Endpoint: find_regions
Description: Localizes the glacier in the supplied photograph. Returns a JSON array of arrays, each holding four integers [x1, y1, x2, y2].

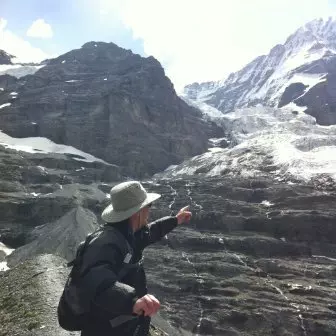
[[158, 104, 336, 182]]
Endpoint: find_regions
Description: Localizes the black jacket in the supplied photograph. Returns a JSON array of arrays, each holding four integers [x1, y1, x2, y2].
[[80, 216, 178, 336]]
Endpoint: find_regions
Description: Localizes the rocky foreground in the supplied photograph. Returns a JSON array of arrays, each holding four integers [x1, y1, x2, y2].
[[0, 254, 166, 336], [143, 176, 336, 335], [1, 144, 336, 335]]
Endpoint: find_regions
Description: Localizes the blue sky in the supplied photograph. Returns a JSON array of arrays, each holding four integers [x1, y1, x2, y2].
[[1, 0, 336, 91], [0, 0, 145, 57]]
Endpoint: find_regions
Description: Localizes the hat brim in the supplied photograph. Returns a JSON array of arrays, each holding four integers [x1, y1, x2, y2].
[[101, 192, 161, 223]]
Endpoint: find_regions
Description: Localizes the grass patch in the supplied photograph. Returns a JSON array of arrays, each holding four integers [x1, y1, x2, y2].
[[0, 263, 43, 336]]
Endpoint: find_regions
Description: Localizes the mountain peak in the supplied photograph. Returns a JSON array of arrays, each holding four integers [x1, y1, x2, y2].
[[285, 17, 336, 47], [81, 41, 128, 53], [183, 17, 336, 125], [0, 50, 14, 65], [304, 16, 336, 33]]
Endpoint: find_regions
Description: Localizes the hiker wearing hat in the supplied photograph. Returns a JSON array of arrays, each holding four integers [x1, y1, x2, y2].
[[58, 180, 191, 336]]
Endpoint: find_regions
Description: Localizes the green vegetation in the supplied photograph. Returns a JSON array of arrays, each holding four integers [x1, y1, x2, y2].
[[0, 263, 43, 336]]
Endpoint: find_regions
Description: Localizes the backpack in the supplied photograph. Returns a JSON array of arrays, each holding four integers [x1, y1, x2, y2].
[[57, 226, 140, 331]]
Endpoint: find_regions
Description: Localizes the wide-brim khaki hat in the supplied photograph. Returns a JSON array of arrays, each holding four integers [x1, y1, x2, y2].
[[102, 181, 161, 223]]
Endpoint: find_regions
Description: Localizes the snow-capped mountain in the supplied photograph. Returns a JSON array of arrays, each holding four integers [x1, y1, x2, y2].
[[183, 17, 336, 125]]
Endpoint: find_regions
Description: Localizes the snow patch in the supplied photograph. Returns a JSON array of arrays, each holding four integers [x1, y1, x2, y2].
[[270, 73, 327, 102], [261, 200, 274, 207], [180, 94, 224, 122], [0, 130, 108, 164], [164, 164, 178, 172], [0, 262, 9, 271], [208, 147, 225, 153], [0, 88, 4, 91], [209, 137, 229, 145], [313, 255, 336, 262], [0, 242, 14, 272], [0, 103, 11, 109], [65, 80, 81, 83], [283, 46, 330, 74], [62, 60, 66, 64], [0, 242, 14, 256], [289, 73, 326, 90], [281, 102, 307, 114], [0, 64, 44, 78]]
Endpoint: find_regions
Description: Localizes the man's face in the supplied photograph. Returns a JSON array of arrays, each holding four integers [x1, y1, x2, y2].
[[139, 205, 150, 227], [131, 204, 152, 232]]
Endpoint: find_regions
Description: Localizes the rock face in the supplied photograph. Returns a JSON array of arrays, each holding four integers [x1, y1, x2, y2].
[[0, 144, 120, 247], [0, 42, 222, 177], [0, 50, 13, 65], [4, 163, 336, 335], [142, 177, 336, 336], [183, 17, 336, 125], [7, 206, 99, 267], [143, 105, 336, 335]]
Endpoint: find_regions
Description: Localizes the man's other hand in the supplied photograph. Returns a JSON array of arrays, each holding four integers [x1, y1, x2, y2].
[[133, 294, 161, 317]]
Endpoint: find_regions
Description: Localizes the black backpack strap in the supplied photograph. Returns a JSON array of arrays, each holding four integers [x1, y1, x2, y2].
[[68, 226, 138, 297], [102, 228, 145, 331], [67, 229, 102, 280], [67, 234, 94, 267]]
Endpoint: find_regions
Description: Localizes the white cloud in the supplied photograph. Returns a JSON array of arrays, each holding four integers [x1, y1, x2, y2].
[[27, 19, 53, 39], [0, 19, 6, 31], [0, 18, 51, 63], [100, 0, 334, 91]]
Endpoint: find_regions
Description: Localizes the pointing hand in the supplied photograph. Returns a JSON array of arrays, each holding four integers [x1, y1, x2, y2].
[[176, 206, 192, 225]]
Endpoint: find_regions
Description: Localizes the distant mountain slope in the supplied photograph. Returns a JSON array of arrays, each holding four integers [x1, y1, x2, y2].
[[184, 17, 336, 125]]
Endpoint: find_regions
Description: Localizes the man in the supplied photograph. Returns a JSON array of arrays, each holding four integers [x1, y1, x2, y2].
[[79, 180, 191, 335]]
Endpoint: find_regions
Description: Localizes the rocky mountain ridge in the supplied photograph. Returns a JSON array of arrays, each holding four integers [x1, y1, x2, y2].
[[0, 42, 222, 178]]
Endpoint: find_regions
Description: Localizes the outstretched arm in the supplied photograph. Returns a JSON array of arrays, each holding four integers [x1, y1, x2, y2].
[[139, 216, 178, 248], [136, 206, 192, 249]]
